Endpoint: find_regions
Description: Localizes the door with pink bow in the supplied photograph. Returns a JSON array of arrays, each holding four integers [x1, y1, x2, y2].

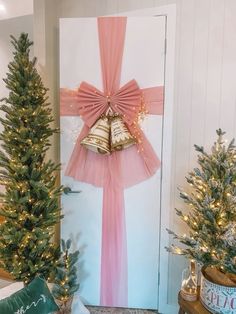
[[60, 16, 166, 310]]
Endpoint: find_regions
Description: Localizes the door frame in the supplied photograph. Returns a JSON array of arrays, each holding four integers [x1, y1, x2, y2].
[[115, 5, 177, 314]]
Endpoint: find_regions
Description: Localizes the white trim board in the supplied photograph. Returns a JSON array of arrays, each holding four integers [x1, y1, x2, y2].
[[112, 5, 177, 314]]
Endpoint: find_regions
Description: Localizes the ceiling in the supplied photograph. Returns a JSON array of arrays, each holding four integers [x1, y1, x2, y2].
[[0, 0, 33, 20]]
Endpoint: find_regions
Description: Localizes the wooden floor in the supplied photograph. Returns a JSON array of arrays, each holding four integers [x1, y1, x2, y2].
[[87, 307, 157, 314]]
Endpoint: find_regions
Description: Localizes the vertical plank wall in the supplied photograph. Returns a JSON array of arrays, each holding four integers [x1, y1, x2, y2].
[[168, 0, 236, 305], [34, 0, 236, 308], [171, 0, 236, 305]]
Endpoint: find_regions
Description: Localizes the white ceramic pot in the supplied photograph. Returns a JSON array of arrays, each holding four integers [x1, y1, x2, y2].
[[200, 270, 236, 314]]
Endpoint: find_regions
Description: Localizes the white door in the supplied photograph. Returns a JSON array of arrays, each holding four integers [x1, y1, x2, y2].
[[60, 13, 173, 311]]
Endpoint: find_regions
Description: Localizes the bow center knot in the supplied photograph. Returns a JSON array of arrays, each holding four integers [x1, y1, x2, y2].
[[106, 94, 114, 109], [106, 95, 111, 105]]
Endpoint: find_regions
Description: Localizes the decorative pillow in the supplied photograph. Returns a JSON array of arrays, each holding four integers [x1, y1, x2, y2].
[[0, 276, 59, 314]]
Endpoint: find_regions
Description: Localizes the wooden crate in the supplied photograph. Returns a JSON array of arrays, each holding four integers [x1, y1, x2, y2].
[[178, 291, 210, 314]]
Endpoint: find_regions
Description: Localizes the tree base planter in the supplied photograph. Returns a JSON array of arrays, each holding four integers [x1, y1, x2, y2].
[[200, 267, 236, 314], [56, 297, 73, 314]]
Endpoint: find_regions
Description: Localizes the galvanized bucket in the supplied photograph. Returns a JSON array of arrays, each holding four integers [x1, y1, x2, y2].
[[200, 270, 236, 314]]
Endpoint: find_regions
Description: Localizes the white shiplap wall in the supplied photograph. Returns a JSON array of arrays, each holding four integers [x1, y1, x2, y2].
[[34, 0, 236, 308], [169, 0, 236, 305], [170, 0, 236, 305]]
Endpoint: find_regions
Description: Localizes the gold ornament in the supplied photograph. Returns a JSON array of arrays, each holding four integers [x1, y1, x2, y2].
[[81, 112, 136, 154], [110, 114, 136, 151], [81, 116, 110, 154]]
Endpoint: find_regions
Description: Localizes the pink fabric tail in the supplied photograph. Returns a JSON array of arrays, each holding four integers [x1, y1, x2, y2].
[[98, 17, 128, 307], [100, 183, 128, 307], [98, 16, 127, 95]]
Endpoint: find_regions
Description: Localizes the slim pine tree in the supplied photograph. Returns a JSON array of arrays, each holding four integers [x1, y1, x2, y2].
[[0, 33, 62, 283], [168, 129, 236, 274], [52, 239, 80, 304]]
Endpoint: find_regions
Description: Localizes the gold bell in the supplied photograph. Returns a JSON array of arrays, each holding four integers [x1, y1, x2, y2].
[[110, 115, 136, 151], [81, 116, 110, 154]]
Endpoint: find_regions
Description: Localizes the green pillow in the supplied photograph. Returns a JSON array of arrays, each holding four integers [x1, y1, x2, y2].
[[0, 276, 59, 314]]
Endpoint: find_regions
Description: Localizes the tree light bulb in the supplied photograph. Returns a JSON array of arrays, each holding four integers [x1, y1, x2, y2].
[[175, 248, 182, 255]]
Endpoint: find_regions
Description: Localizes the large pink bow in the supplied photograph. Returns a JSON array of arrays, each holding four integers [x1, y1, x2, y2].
[[77, 80, 142, 128], [60, 17, 164, 307]]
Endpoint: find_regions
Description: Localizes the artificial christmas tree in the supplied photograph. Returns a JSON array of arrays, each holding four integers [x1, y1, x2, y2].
[[53, 239, 80, 314], [168, 129, 236, 275], [0, 33, 62, 284], [168, 129, 236, 313]]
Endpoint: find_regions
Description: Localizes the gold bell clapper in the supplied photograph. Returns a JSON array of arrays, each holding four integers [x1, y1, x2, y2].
[[81, 116, 110, 154], [110, 114, 136, 151]]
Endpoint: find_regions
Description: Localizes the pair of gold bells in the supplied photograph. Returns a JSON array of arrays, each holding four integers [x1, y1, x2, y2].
[[81, 112, 136, 155]]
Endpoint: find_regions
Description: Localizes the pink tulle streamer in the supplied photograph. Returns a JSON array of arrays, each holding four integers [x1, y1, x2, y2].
[[60, 17, 164, 307]]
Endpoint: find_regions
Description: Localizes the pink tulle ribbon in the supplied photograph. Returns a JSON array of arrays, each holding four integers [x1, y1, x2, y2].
[[60, 17, 164, 307]]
